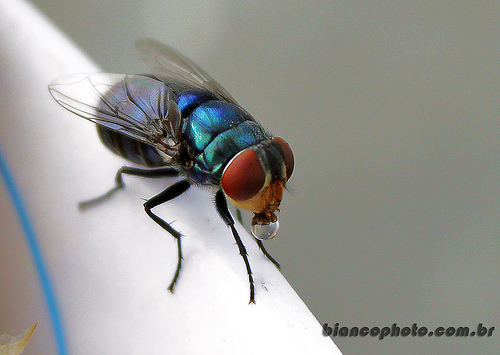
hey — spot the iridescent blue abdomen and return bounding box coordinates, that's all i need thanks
[96,84,269,185]
[181,100,269,185]
[98,127,166,168]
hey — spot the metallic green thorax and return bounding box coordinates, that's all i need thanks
[181,99,273,185]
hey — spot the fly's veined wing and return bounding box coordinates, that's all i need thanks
[48,73,182,156]
[135,38,238,105]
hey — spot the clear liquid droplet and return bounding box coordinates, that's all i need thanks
[251,219,279,240]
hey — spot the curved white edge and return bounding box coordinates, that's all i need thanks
[0,0,342,354]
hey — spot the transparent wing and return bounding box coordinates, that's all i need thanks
[48,73,182,156]
[135,38,238,105]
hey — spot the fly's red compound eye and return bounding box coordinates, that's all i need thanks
[273,137,294,180]
[221,149,265,201]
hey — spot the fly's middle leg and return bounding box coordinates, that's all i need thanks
[144,180,191,292]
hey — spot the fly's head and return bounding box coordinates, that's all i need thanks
[221,137,294,240]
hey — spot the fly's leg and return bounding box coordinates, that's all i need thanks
[144,180,191,292]
[80,165,189,292]
[215,190,256,304]
[235,208,280,270]
[79,166,178,209]
[235,208,244,226]
[254,239,280,270]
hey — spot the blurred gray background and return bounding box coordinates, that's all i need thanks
[29,0,499,354]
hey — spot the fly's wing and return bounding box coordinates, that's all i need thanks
[135,38,238,105]
[48,73,182,157]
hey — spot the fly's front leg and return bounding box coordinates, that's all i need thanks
[235,207,280,270]
[215,190,256,304]
[79,166,178,209]
[144,180,191,292]
[254,239,280,270]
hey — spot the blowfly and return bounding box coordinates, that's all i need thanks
[48,39,294,303]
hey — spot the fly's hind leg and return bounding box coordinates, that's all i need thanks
[144,180,191,292]
[79,166,178,209]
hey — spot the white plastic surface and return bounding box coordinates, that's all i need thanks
[0,0,341,353]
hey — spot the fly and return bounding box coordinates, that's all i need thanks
[48,39,294,303]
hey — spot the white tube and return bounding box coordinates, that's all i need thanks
[0,0,341,353]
